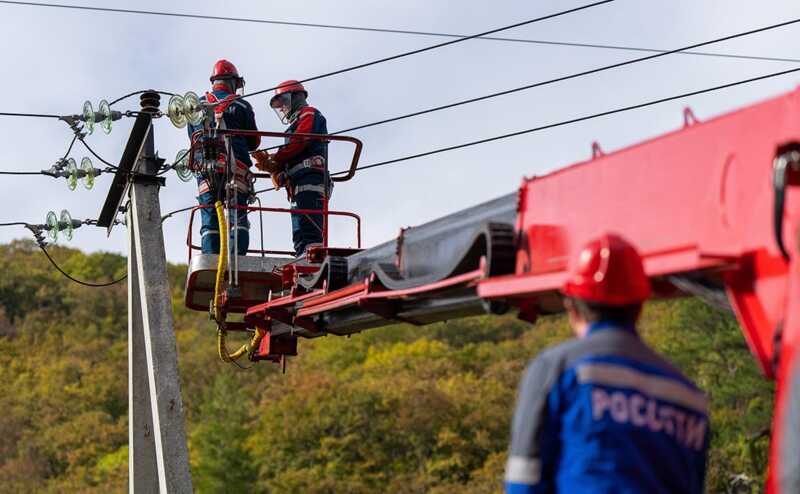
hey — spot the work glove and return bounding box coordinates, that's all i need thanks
[272,171,287,191]
[251,150,282,174]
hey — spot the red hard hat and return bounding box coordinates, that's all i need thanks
[210,59,241,82]
[270,80,307,107]
[561,233,651,305]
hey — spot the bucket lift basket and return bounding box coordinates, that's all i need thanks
[183,129,364,316]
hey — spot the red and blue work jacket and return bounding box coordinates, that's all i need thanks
[187,87,259,195]
[273,105,328,182]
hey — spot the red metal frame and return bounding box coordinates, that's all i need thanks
[477,91,799,378]
[186,204,361,262]
[216,129,363,182]
[245,263,487,330]
[234,88,800,491]
[218,129,363,249]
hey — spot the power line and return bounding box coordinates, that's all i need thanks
[157,149,189,176]
[0,133,76,175]
[324,17,800,137]
[161,205,194,222]
[37,243,127,287]
[0,4,614,120]
[79,138,116,169]
[62,134,77,160]
[0,111,61,119]
[165,64,800,215]
[0,90,171,123]
[250,65,800,196]
[3,0,798,64]
[108,89,176,107]
[239,1,615,99]
[0,220,127,286]
[251,16,800,154]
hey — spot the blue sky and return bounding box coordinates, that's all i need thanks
[1,0,799,262]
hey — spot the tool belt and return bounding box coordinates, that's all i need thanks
[287,155,326,177]
[190,133,253,196]
[197,157,252,196]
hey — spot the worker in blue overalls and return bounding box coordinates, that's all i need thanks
[505,233,709,494]
[252,80,329,257]
[189,59,260,255]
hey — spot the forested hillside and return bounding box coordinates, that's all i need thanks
[0,240,774,493]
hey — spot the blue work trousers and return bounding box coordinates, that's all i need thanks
[198,190,250,256]
[290,174,330,256]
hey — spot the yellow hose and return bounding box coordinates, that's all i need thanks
[213,201,267,363]
[218,325,268,362]
[213,201,227,325]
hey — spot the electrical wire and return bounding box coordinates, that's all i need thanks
[158,149,190,176]
[79,138,117,169]
[165,63,800,215]
[21,0,612,132]
[248,65,800,195]
[239,1,615,99]
[0,97,165,124]
[248,16,800,153]
[3,0,798,64]
[0,133,80,176]
[37,243,127,287]
[0,221,127,287]
[108,89,176,107]
[161,205,195,222]
[2,124,116,179]
[62,134,77,160]
[0,111,61,118]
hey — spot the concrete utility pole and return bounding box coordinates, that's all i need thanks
[100,92,193,493]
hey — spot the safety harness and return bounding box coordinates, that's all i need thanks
[194,92,254,197]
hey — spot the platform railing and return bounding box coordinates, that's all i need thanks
[187,129,363,252]
[186,204,361,262]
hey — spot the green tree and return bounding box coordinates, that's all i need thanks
[0,242,778,493]
[191,372,260,494]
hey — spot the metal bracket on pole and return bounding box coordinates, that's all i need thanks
[97,112,152,235]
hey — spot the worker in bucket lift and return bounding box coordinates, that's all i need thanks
[504,233,709,494]
[251,80,330,257]
[189,59,260,256]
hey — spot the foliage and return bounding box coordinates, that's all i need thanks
[0,241,775,492]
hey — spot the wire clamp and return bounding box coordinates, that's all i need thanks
[25,224,48,248]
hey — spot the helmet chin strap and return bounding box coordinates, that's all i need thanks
[275,108,290,126]
[287,108,302,124]
[286,96,308,124]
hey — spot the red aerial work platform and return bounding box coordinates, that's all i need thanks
[186,88,800,493]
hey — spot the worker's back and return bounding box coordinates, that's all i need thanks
[505,322,708,494]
